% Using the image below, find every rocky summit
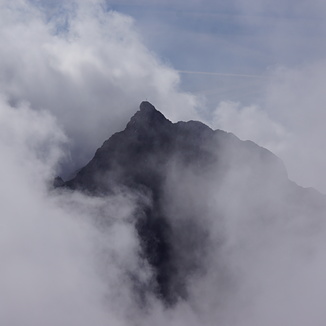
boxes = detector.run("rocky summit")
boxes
[58,101,326,305]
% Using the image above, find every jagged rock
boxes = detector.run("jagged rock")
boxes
[58,101,326,305]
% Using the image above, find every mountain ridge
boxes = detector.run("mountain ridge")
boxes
[63,101,287,192]
[57,101,326,305]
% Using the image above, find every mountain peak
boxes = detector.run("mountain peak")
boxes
[126,101,172,131]
[60,101,298,304]
[140,101,156,112]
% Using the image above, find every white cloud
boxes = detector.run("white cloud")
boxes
[212,101,290,152]
[0,96,154,325]
[263,64,326,191]
[212,61,326,192]
[0,0,200,175]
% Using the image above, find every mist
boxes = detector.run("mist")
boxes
[2,0,326,326]
[212,63,326,192]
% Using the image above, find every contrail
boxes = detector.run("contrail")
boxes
[177,70,267,78]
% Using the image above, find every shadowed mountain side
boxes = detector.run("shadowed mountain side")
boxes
[65,102,286,193]
[60,101,326,305]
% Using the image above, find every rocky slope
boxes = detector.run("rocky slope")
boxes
[59,101,326,304]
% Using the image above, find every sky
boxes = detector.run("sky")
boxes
[108,0,326,101]
[2,0,326,325]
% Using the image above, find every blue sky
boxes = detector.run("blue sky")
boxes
[107,0,326,105]
[31,0,326,106]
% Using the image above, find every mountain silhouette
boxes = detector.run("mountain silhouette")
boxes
[59,101,326,305]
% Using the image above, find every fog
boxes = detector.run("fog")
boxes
[1,0,326,325]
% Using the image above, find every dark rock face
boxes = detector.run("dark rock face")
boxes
[65,101,286,193]
[60,101,325,304]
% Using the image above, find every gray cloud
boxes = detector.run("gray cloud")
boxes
[155,139,326,326]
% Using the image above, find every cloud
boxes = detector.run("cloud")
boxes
[4,70,326,325]
[0,96,155,325]
[212,100,290,151]
[0,1,199,324]
[0,0,200,175]
[211,60,326,192]
[2,1,326,326]
[0,98,100,325]
[155,137,326,326]
[263,64,326,191]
